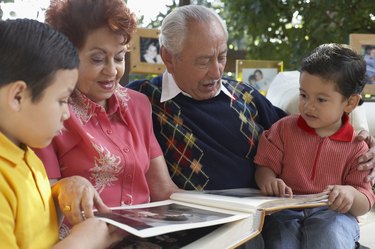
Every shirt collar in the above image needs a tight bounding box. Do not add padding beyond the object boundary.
[297,113,354,142]
[160,71,233,102]
[70,88,122,124]
[0,131,27,167]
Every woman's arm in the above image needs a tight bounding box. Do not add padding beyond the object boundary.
[146,155,182,202]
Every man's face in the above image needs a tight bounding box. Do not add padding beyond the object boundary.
[166,21,227,100]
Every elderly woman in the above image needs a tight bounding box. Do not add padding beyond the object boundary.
[35,0,180,229]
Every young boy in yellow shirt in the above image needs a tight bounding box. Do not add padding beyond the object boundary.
[0,18,122,249]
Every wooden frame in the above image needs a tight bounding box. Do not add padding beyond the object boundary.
[129,28,165,74]
[236,60,283,95]
[349,33,375,101]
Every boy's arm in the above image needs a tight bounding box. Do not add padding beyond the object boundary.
[255,166,293,197]
[325,185,371,217]
[52,218,123,249]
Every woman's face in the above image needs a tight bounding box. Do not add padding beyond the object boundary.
[77,27,126,107]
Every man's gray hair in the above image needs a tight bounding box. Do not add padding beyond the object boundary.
[159,5,228,55]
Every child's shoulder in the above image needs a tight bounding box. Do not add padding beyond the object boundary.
[266,114,300,134]
[353,132,369,150]
[275,114,300,125]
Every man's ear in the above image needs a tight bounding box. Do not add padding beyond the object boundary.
[7,81,28,111]
[160,46,174,74]
[344,94,361,113]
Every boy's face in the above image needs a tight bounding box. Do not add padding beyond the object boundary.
[14,69,78,148]
[298,72,351,136]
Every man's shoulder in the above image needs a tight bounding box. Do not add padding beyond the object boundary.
[117,85,150,104]
[222,77,253,90]
[127,76,163,92]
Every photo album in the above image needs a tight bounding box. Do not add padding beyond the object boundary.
[96,188,328,249]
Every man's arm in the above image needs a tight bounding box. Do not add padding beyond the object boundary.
[356,131,375,184]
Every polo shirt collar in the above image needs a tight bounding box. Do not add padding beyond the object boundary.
[160,71,234,102]
[297,113,354,142]
[0,132,26,167]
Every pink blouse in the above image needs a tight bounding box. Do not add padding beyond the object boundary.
[35,86,162,206]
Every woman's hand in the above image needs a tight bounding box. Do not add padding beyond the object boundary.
[356,130,375,184]
[52,176,111,225]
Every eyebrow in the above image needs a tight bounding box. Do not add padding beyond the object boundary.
[89,47,126,54]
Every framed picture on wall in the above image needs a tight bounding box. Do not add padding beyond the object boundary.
[349,33,375,101]
[129,28,166,74]
[235,60,283,95]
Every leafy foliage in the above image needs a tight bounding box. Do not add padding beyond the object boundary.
[220,0,375,70]
[146,0,221,28]
[0,0,16,19]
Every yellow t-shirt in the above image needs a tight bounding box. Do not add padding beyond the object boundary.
[0,132,59,249]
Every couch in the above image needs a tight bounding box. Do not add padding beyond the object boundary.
[266,71,375,248]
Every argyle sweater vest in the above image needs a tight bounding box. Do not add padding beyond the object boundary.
[127,77,286,190]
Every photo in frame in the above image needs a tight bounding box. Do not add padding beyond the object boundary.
[129,28,165,74]
[235,60,283,95]
[349,33,375,101]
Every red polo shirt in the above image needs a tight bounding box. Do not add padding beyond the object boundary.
[254,114,375,207]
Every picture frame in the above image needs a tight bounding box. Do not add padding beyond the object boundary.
[129,28,165,74]
[349,33,375,101]
[235,60,283,95]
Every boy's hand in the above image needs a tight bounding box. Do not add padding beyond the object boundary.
[260,178,293,197]
[325,185,355,213]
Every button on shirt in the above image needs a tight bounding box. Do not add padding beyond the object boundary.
[35,86,163,206]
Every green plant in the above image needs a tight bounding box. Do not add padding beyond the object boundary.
[221,0,375,70]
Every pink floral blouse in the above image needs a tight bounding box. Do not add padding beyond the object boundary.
[35,86,162,206]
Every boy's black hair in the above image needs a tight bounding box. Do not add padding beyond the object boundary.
[300,43,367,101]
[0,18,79,102]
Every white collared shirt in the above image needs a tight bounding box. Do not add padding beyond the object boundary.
[160,71,234,102]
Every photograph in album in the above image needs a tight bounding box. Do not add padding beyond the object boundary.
[95,202,237,238]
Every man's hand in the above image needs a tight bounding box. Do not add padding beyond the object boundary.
[357,130,375,184]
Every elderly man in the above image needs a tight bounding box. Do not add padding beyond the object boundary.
[127,5,375,248]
